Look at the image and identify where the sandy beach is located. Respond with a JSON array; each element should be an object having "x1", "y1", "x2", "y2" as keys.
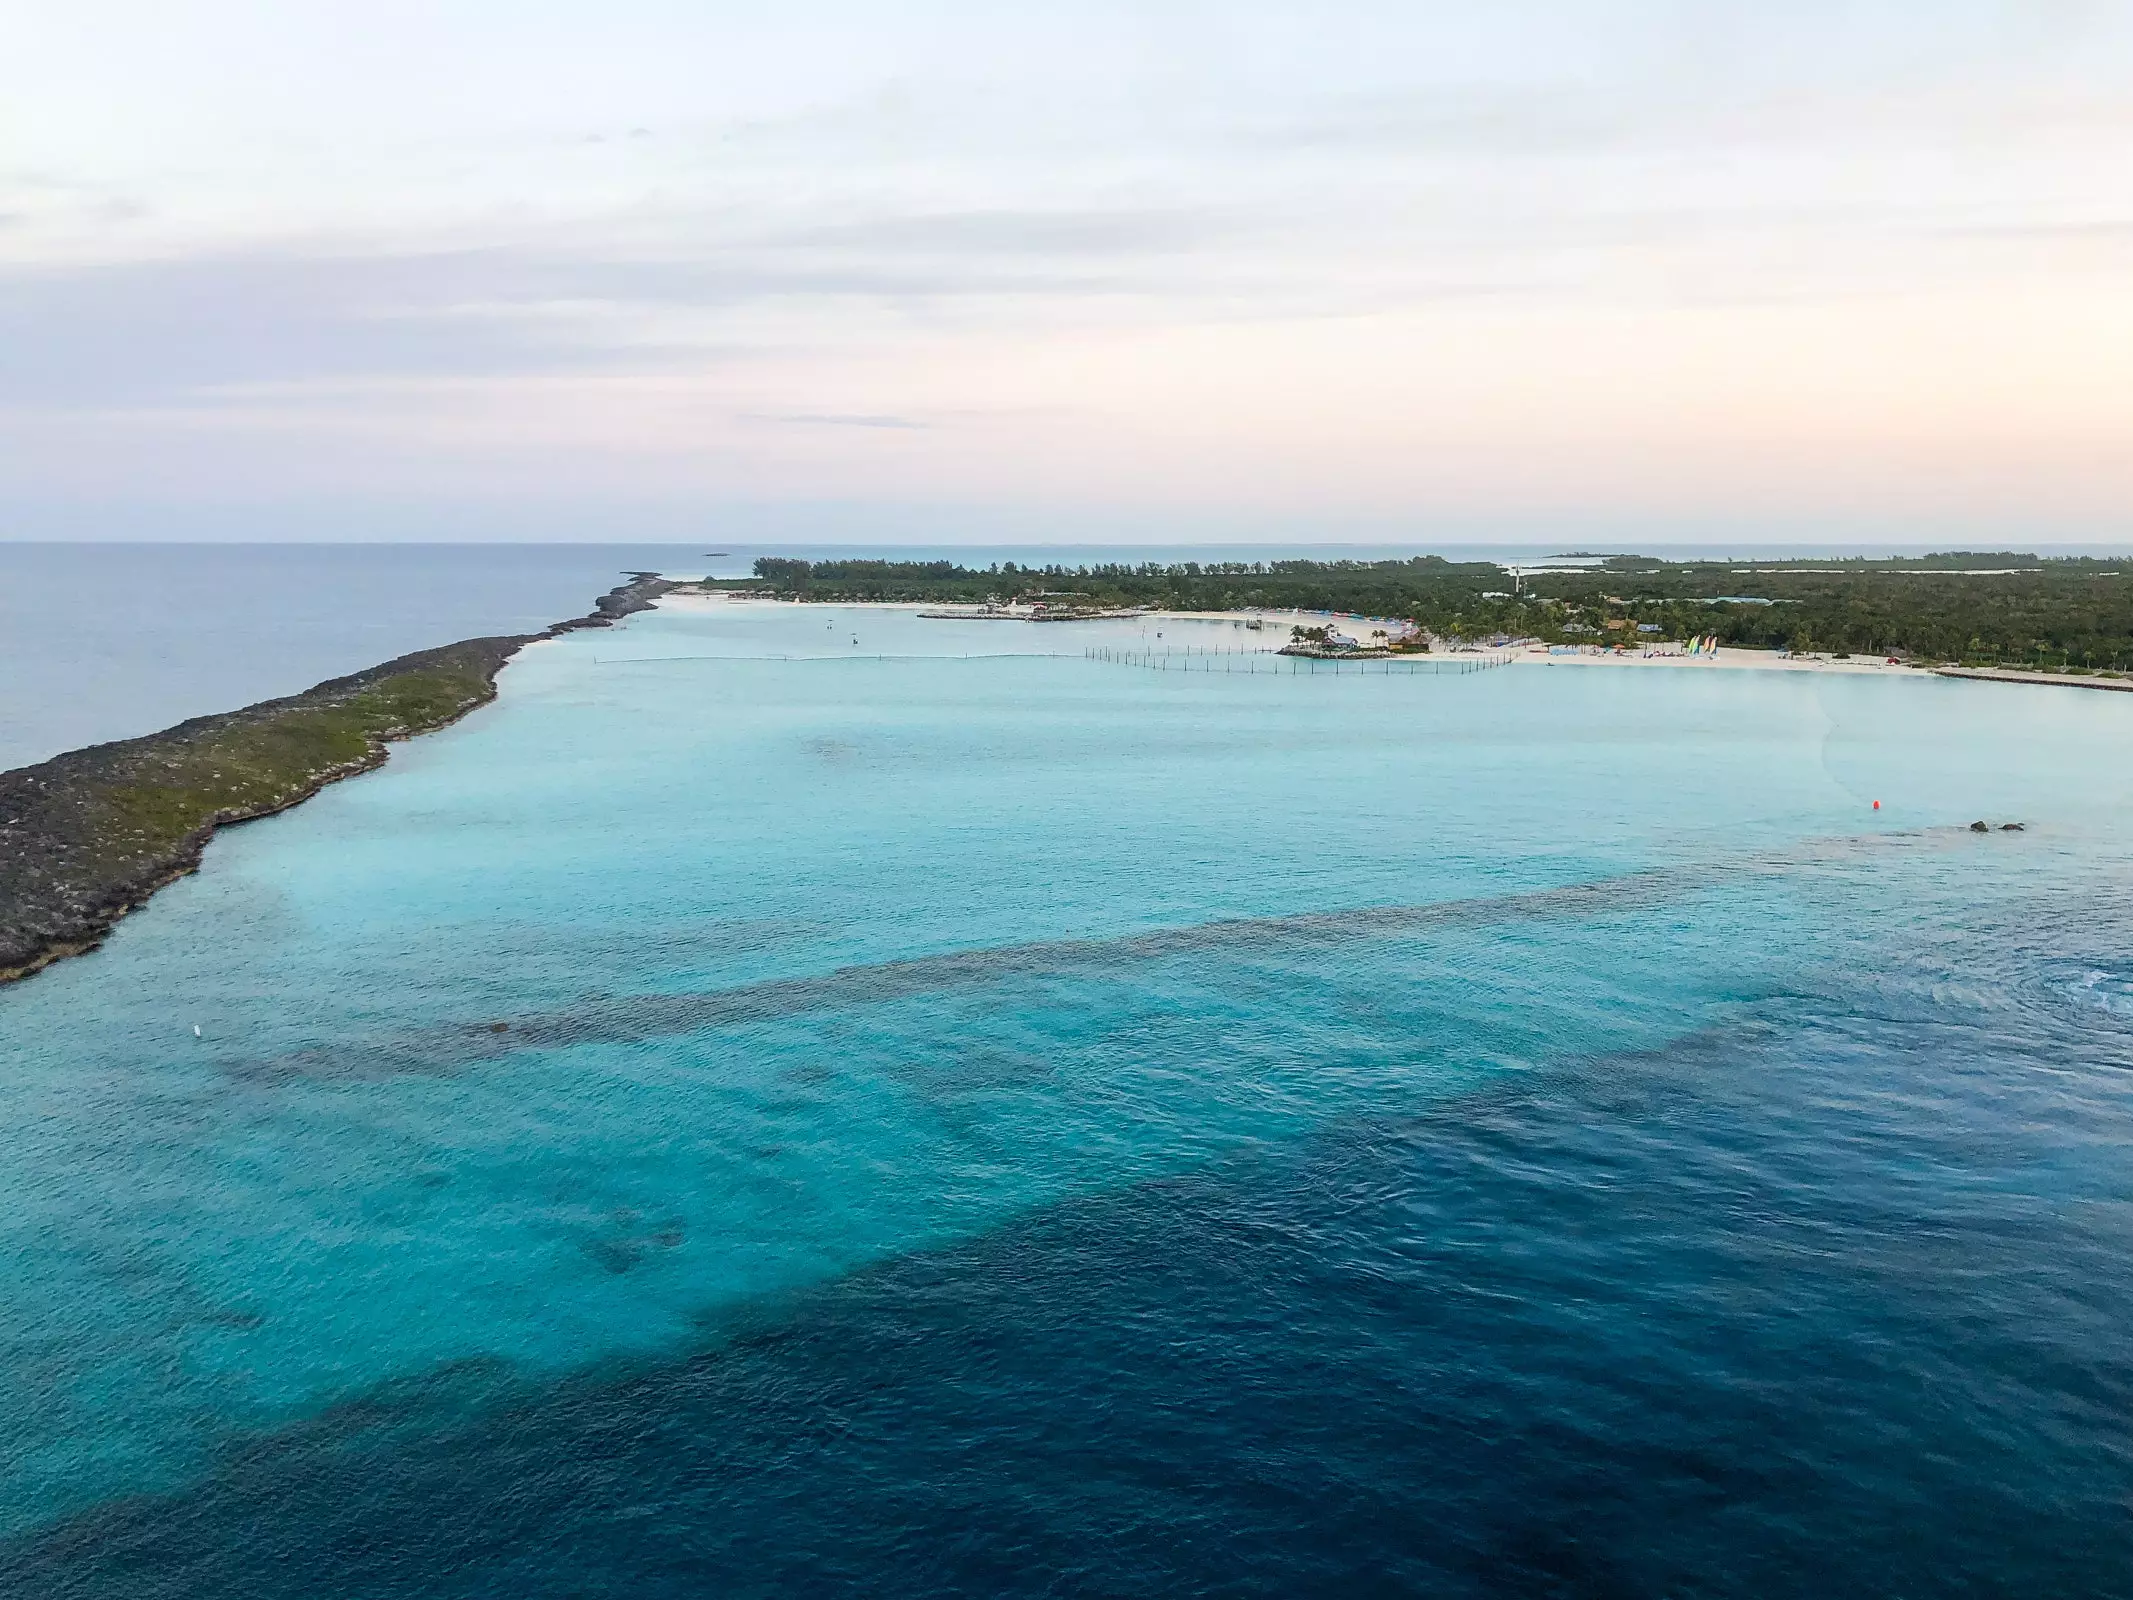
[
  {"x1": 1159, "y1": 615, "x2": 1926, "y2": 678},
  {"x1": 655, "y1": 592, "x2": 2131, "y2": 688},
  {"x1": 1510, "y1": 643, "x2": 1915, "y2": 678}
]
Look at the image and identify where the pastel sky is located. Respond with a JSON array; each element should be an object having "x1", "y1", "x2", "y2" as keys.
[{"x1": 4, "y1": 1, "x2": 2131, "y2": 543}]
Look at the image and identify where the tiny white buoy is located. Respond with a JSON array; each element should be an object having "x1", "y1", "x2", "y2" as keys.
[{"x1": 193, "y1": 1025, "x2": 202, "y2": 1038}]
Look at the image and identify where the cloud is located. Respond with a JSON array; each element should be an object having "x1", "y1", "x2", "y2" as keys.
[
  {"x1": 0, "y1": 239, "x2": 1110, "y2": 411},
  {"x1": 0, "y1": 189, "x2": 1281, "y2": 414},
  {"x1": 0, "y1": 252, "x2": 615, "y2": 408},
  {"x1": 776, "y1": 208, "x2": 1227, "y2": 257},
  {"x1": 1942, "y1": 219, "x2": 2133, "y2": 242},
  {"x1": 750, "y1": 413, "x2": 930, "y2": 429},
  {"x1": 3, "y1": 3, "x2": 2131, "y2": 532}
]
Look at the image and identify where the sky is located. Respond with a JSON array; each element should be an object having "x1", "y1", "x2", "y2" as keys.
[{"x1": 3, "y1": 1, "x2": 2131, "y2": 544}]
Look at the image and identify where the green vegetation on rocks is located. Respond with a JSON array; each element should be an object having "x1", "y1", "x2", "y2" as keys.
[{"x1": 0, "y1": 574, "x2": 670, "y2": 985}]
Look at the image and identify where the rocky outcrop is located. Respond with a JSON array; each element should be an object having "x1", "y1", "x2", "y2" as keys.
[{"x1": 0, "y1": 573, "x2": 672, "y2": 986}]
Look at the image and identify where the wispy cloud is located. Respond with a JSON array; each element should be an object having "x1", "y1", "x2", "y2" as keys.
[
  {"x1": 776, "y1": 208, "x2": 1228, "y2": 257},
  {"x1": 749, "y1": 413, "x2": 930, "y2": 429},
  {"x1": 4, "y1": 2, "x2": 2132, "y2": 535}
]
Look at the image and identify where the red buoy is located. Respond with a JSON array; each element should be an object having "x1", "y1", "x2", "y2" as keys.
[{"x1": 1872, "y1": 800, "x2": 1881, "y2": 810}]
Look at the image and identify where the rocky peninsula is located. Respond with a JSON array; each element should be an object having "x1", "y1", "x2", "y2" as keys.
[{"x1": 0, "y1": 572, "x2": 672, "y2": 986}]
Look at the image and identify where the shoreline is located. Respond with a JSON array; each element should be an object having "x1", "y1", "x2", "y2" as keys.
[
  {"x1": 1931, "y1": 666, "x2": 2133, "y2": 693},
  {"x1": 1509, "y1": 643, "x2": 1913, "y2": 678},
  {"x1": 658, "y1": 594, "x2": 1973, "y2": 681},
  {"x1": 665, "y1": 593, "x2": 2133, "y2": 689},
  {"x1": 0, "y1": 574, "x2": 672, "y2": 988},
  {"x1": 11, "y1": 581, "x2": 2113, "y2": 990}
]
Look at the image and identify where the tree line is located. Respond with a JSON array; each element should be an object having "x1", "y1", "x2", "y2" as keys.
[{"x1": 724, "y1": 554, "x2": 2133, "y2": 670}]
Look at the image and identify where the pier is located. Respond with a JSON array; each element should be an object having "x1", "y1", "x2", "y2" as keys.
[{"x1": 1085, "y1": 646, "x2": 1511, "y2": 676}]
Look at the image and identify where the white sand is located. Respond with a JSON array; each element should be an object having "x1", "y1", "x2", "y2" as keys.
[
  {"x1": 1155, "y1": 609, "x2": 1915, "y2": 676},
  {"x1": 654, "y1": 593, "x2": 1939, "y2": 680},
  {"x1": 1513, "y1": 644, "x2": 1916, "y2": 677},
  {"x1": 656, "y1": 591, "x2": 933, "y2": 615}
]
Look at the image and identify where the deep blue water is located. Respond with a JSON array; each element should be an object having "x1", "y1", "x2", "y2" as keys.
[{"x1": 4, "y1": 595, "x2": 2133, "y2": 1595}]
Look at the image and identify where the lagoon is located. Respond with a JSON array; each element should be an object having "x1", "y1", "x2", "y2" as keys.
[{"x1": 5, "y1": 597, "x2": 2132, "y2": 1595}]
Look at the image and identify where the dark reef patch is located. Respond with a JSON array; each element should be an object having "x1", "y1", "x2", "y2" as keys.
[
  {"x1": 223, "y1": 827, "x2": 1983, "y2": 1086},
  {"x1": 7, "y1": 988, "x2": 2132, "y2": 1598}
]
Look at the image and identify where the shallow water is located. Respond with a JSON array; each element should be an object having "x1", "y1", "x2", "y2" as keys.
[{"x1": 5, "y1": 601, "x2": 2132, "y2": 1595}]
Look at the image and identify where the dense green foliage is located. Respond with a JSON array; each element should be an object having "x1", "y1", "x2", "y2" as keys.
[
  {"x1": 724, "y1": 553, "x2": 2133, "y2": 669},
  {"x1": 95, "y1": 668, "x2": 498, "y2": 859}
]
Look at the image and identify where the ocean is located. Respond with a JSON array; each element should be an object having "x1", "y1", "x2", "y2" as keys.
[
  {"x1": 0, "y1": 544, "x2": 715, "y2": 770},
  {"x1": 4, "y1": 585, "x2": 2132, "y2": 1594},
  {"x1": 12, "y1": 538, "x2": 2131, "y2": 771},
  {"x1": 3, "y1": 541, "x2": 1500, "y2": 768}
]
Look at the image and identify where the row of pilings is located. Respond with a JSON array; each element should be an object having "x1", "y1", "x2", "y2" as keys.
[{"x1": 1084, "y1": 645, "x2": 1514, "y2": 676}]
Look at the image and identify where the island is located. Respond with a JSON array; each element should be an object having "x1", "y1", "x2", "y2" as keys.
[
  {"x1": 0, "y1": 573, "x2": 672, "y2": 986},
  {"x1": 687, "y1": 552, "x2": 2133, "y2": 674},
  {"x1": 1278, "y1": 621, "x2": 1429, "y2": 658}
]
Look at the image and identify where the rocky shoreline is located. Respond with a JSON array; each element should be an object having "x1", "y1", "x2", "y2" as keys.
[
  {"x1": 1932, "y1": 666, "x2": 2133, "y2": 693},
  {"x1": 0, "y1": 572, "x2": 672, "y2": 987}
]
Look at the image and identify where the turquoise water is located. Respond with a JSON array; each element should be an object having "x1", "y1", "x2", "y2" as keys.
[{"x1": 6, "y1": 600, "x2": 2133, "y2": 1593}]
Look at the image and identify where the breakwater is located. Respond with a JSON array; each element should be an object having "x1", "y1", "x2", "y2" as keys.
[
  {"x1": 0, "y1": 573, "x2": 673, "y2": 985},
  {"x1": 1933, "y1": 667, "x2": 2133, "y2": 692}
]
